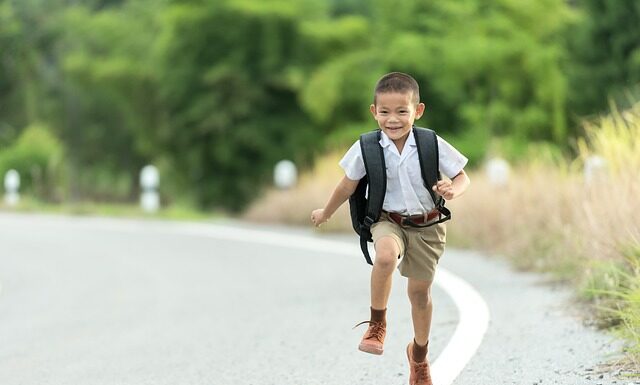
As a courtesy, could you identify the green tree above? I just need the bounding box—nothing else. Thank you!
[157,0,323,211]
[0,0,587,208]
[568,0,640,118]
[53,2,163,200]
[0,124,65,201]
[304,0,575,164]
[0,0,65,137]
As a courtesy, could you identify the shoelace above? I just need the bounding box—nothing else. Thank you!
[353,320,385,342]
[415,361,431,383]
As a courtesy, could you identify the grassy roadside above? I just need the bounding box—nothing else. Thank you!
[244,104,640,372]
[0,197,216,222]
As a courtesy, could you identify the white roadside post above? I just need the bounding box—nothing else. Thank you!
[274,160,297,190]
[485,157,510,187]
[140,165,160,213]
[584,155,608,186]
[4,169,20,207]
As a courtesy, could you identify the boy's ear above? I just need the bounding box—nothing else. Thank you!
[415,103,426,119]
[369,104,376,117]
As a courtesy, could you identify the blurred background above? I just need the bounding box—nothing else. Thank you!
[1,0,638,211]
[0,0,639,369]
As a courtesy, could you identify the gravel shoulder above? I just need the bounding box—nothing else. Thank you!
[439,248,629,385]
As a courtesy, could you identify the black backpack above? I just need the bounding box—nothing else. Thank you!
[348,126,451,265]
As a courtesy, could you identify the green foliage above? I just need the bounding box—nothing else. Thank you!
[0,0,63,130]
[302,51,380,125]
[300,16,370,65]
[324,122,376,149]
[0,124,65,200]
[568,0,640,119]
[52,2,161,200]
[1,0,639,211]
[157,1,320,211]
[446,125,492,167]
[300,0,575,165]
[386,0,573,144]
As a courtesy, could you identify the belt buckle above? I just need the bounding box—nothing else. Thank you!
[402,214,423,227]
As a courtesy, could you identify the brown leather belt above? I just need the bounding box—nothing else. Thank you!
[385,210,441,227]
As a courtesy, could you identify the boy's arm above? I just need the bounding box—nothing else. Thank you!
[311,176,360,227]
[433,170,470,200]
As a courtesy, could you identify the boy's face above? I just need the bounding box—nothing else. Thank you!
[370,92,425,143]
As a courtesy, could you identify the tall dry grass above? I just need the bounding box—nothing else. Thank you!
[243,152,353,232]
[448,103,640,367]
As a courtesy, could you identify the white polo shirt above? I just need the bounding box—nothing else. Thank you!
[339,128,468,215]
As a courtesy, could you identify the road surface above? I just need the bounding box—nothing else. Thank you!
[0,213,627,384]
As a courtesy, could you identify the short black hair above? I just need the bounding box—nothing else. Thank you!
[373,72,420,105]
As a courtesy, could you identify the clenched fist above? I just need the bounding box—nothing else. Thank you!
[310,208,329,227]
[432,180,456,200]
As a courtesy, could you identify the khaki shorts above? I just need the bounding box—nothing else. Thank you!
[370,211,447,282]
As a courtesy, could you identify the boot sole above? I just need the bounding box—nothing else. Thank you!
[358,343,383,355]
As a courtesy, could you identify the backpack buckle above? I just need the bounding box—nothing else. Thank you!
[363,216,375,228]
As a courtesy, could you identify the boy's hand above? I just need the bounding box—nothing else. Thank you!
[433,180,455,200]
[311,209,329,227]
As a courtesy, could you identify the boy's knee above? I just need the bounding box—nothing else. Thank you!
[408,284,432,307]
[374,237,400,270]
[374,253,396,271]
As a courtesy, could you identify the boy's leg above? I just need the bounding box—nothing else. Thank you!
[406,277,434,385]
[407,277,433,348]
[357,234,402,355]
[399,223,445,351]
[400,224,444,385]
[371,236,401,309]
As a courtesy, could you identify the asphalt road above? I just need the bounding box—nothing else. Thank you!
[0,213,630,385]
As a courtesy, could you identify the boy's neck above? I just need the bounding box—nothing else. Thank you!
[392,133,410,154]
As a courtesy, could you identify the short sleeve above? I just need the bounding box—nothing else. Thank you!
[339,141,366,180]
[437,136,468,179]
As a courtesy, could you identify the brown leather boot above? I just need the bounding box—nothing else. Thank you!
[354,320,386,355]
[406,342,432,385]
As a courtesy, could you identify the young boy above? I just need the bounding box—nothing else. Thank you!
[310,72,470,385]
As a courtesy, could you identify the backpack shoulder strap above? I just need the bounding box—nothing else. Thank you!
[358,130,386,265]
[413,126,444,209]
[359,130,386,226]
